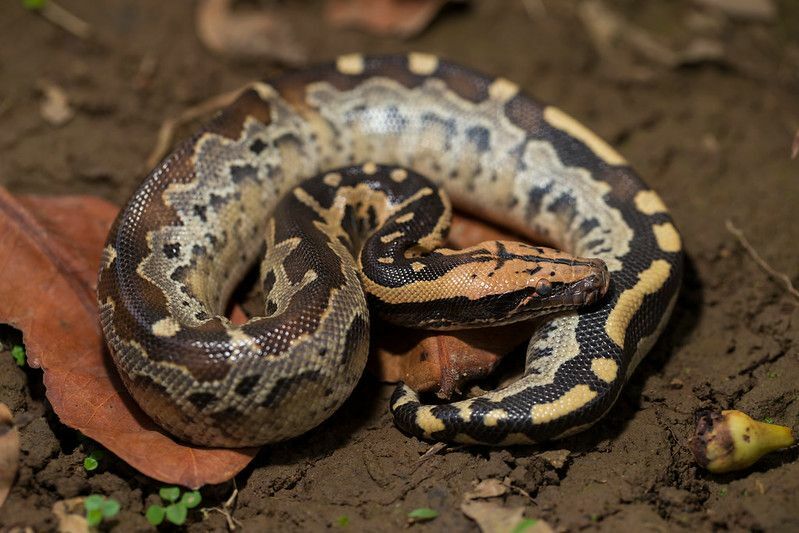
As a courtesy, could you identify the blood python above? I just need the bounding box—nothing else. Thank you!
[98,53,683,447]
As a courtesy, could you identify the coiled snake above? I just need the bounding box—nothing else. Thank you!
[98,53,683,447]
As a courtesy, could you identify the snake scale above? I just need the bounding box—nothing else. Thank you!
[98,53,683,447]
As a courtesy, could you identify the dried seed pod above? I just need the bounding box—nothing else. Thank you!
[689,410,795,473]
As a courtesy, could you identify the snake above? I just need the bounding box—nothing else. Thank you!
[97,53,683,448]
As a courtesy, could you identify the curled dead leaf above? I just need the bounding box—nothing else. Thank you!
[0,188,256,488]
[0,403,20,508]
[325,0,461,39]
[196,0,306,65]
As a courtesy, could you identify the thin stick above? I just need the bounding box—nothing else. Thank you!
[39,1,92,40]
[145,87,246,169]
[725,220,799,301]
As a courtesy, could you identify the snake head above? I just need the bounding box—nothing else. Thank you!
[444,240,611,326]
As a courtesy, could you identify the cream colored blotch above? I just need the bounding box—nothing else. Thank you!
[408,52,439,75]
[336,53,365,75]
[152,317,181,337]
[605,259,671,348]
[544,106,627,166]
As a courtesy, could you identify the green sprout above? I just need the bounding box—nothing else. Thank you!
[83,450,105,471]
[335,515,350,527]
[146,487,202,526]
[511,518,539,533]
[764,417,775,424]
[84,494,120,527]
[407,508,438,523]
[22,0,48,10]
[10,345,25,367]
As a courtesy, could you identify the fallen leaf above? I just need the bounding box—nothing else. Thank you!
[462,500,554,533]
[325,0,462,39]
[464,478,508,500]
[0,188,256,488]
[461,500,525,533]
[372,322,529,398]
[0,403,20,508]
[537,449,570,469]
[52,497,89,533]
[38,81,74,126]
[792,129,798,159]
[196,0,306,65]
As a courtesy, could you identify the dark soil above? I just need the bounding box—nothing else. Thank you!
[1,1,798,531]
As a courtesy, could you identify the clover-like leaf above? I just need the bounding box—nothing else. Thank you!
[146,505,166,526]
[166,503,188,525]
[181,490,202,509]
[159,486,181,503]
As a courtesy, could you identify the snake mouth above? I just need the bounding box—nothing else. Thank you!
[571,259,610,307]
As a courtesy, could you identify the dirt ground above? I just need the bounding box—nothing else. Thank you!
[1,0,798,531]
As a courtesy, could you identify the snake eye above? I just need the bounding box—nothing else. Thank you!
[535,279,552,297]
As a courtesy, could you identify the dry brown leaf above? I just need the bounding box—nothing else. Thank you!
[196,0,306,64]
[464,478,508,500]
[461,500,525,533]
[325,0,457,39]
[372,323,528,398]
[0,188,256,488]
[52,498,89,533]
[0,403,20,508]
[462,500,553,533]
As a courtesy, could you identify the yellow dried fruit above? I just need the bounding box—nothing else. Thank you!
[689,410,795,473]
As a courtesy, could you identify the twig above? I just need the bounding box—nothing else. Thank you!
[417,441,448,462]
[725,220,799,301]
[145,86,247,169]
[200,481,241,531]
[38,0,92,40]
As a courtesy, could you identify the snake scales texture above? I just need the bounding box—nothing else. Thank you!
[97,53,683,447]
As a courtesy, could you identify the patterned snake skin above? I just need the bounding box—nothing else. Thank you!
[97,53,683,447]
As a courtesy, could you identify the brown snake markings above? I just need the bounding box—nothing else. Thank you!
[97,53,683,447]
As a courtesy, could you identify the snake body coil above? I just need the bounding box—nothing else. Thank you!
[98,54,683,447]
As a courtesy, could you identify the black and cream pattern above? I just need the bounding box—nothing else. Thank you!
[97,53,683,447]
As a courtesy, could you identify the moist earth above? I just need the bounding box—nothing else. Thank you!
[1,1,798,531]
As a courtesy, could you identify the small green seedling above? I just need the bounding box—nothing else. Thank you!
[511,518,539,533]
[22,0,48,10]
[764,417,775,424]
[146,487,202,526]
[84,494,120,527]
[83,450,105,471]
[10,345,25,366]
[407,508,438,524]
[335,515,350,527]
